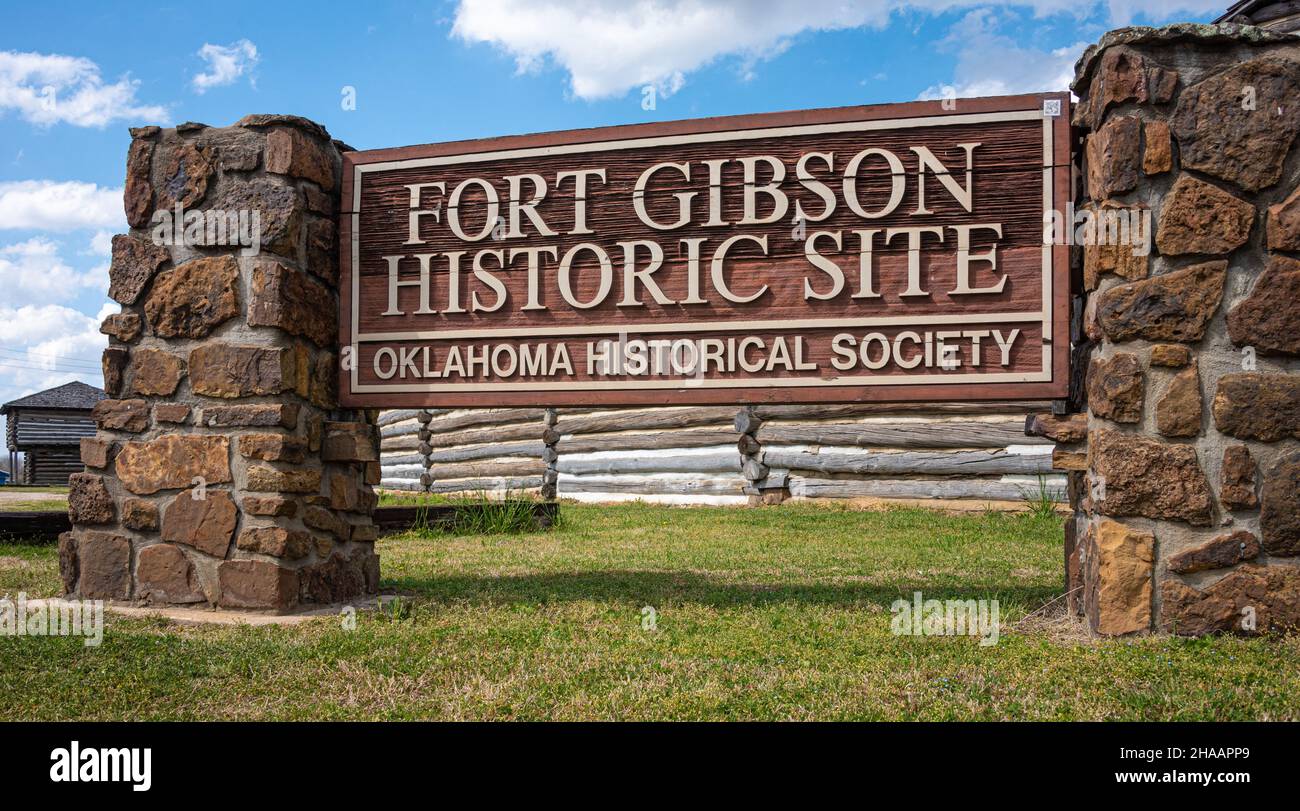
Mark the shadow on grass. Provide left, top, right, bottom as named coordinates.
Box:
left=386, top=570, right=1059, bottom=611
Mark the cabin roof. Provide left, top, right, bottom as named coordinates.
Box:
left=0, top=381, right=106, bottom=415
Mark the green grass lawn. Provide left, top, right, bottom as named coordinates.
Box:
left=1, top=501, right=1297, bottom=720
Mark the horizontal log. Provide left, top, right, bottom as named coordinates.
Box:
left=425, top=476, right=543, bottom=494
left=425, top=440, right=544, bottom=464
left=558, top=474, right=747, bottom=496
left=424, top=408, right=546, bottom=435
left=379, top=452, right=424, bottom=466
left=558, top=450, right=740, bottom=475
left=380, top=421, right=421, bottom=440
left=556, top=406, right=738, bottom=436
left=788, top=476, right=1067, bottom=502
left=381, top=464, right=426, bottom=478
left=378, top=478, right=425, bottom=492
left=428, top=459, right=547, bottom=479
left=425, top=421, right=543, bottom=449
left=382, top=434, right=421, bottom=451
left=560, top=430, right=740, bottom=455
left=762, top=448, right=1054, bottom=476
left=753, top=401, right=1052, bottom=420
left=755, top=420, right=1046, bottom=449
left=377, top=409, right=420, bottom=427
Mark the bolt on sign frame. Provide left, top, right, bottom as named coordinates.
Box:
left=340, top=93, right=1071, bottom=408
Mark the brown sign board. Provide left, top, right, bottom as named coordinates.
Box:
left=340, top=93, right=1071, bottom=407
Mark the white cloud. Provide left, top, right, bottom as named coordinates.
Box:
left=0, top=237, right=107, bottom=307
left=0, top=302, right=108, bottom=423
left=917, top=9, right=1088, bottom=99
left=0, top=50, right=168, bottom=128
left=450, top=0, right=1226, bottom=101
left=0, top=180, right=124, bottom=232
left=192, top=39, right=259, bottom=94
left=86, top=229, right=115, bottom=256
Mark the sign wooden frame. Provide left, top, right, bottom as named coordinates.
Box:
left=340, top=93, right=1071, bottom=408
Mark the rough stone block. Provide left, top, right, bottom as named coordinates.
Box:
left=68, top=473, right=114, bottom=525
left=1155, top=365, right=1201, bottom=437
left=236, top=527, right=310, bottom=559
left=76, top=531, right=131, bottom=600
left=153, top=404, right=191, bottom=424
left=1154, top=176, right=1254, bottom=256
left=1168, top=530, right=1260, bottom=574
left=189, top=343, right=293, bottom=398
left=248, top=261, right=336, bottom=347
left=80, top=437, right=111, bottom=468
left=58, top=531, right=79, bottom=594
left=161, top=488, right=238, bottom=558
left=321, top=421, right=378, bottom=462
left=1149, top=344, right=1190, bottom=367
left=200, top=403, right=298, bottom=429
left=102, top=347, right=128, bottom=397
left=1096, top=260, right=1226, bottom=343
left=1052, top=450, right=1088, bottom=471
left=92, top=398, right=150, bottom=433
left=299, top=549, right=374, bottom=604
left=136, top=544, right=206, bottom=604
left=1220, top=445, right=1258, bottom=511
left=100, top=312, right=141, bottom=343
left=242, top=495, right=298, bottom=517
left=124, top=137, right=154, bottom=228
left=143, top=256, right=240, bottom=339
left=115, top=435, right=232, bottom=495
left=207, top=177, right=301, bottom=256
left=304, top=216, right=338, bottom=284
left=1075, top=47, right=1178, bottom=130
left=1266, top=185, right=1300, bottom=251
left=1212, top=373, right=1300, bottom=442
left=303, top=505, right=348, bottom=539
left=1094, top=520, right=1153, bottom=635
left=121, top=498, right=159, bottom=531
left=128, top=348, right=185, bottom=396
left=237, top=433, right=308, bottom=463
left=1226, top=254, right=1300, bottom=357
left=1161, top=565, right=1300, bottom=635
left=1086, top=116, right=1141, bottom=200
left=1087, top=353, right=1144, bottom=423
left=1171, top=56, right=1300, bottom=192
left=109, top=234, right=169, bottom=305
left=265, top=127, right=335, bottom=190
left=1024, top=412, right=1087, bottom=443
left=1260, top=451, right=1300, bottom=557
left=245, top=464, right=321, bottom=494
left=1089, top=429, right=1213, bottom=526
left=1141, top=119, right=1172, bottom=175
left=156, top=141, right=214, bottom=208
left=218, top=560, right=299, bottom=610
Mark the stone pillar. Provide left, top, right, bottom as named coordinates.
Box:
left=1066, top=24, right=1300, bottom=635
left=63, top=115, right=380, bottom=612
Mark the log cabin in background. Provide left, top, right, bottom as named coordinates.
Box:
left=2, top=381, right=105, bottom=486
left=378, top=401, right=1066, bottom=508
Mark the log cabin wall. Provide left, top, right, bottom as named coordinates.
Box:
left=378, top=402, right=1066, bottom=507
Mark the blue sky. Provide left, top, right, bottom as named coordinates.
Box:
left=0, top=0, right=1224, bottom=451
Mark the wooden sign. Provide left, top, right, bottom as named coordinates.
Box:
left=340, top=93, right=1070, bottom=407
